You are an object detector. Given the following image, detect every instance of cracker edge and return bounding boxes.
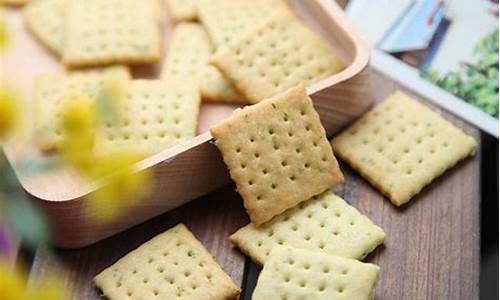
[93,223,241,299]
[61,0,162,68]
[331,90,478,206]
[22,0,63,55]
[209,10,341,104]
[254,246,381,300]
[165,0,198,22]
[229,192,386,265]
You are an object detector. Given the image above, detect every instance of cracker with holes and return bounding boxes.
[197,0,292,49]
[210,84,344,226]
[210,11,344,103]
[95,79,201,155]
[332,91,477,206]
[252,246,380,300]
[23,0,66,55]
[34,66,131,152]
[165,0,198,22]
[162,22,245,103]
[230,191,385,265]
[62,0,161,68]
[94,224,240,300]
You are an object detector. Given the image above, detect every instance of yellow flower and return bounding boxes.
[87,151,151,222]
[0,260,27,300]
[0,260,68,300]
[101,72,126,105]
[0,86,20,141]
[0,9,9,51]
[58,94,97,172]
[55,78,152,223]
[96,71,127,124]
[60,94,96,135]
[25,277,68,300]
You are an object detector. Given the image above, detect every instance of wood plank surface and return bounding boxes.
[28,186,249,299]
[26,69,481,300]
[343,72,480,300]
[237,70,481,300]
[16,0,481,299]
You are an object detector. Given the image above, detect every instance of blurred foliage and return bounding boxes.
[0,260,68,300]
[0,15,146,299]
[0,8,8,51]
[0,66,148,255]
[0,223,12,255]
[87,152,151,221]
[58,74,151,223]
[0,86,21,141]
[0,25,51,247]
[0,154,51,250]
[96,72,127,125]
[2,194,51,250]
[422,27,499,118]
[59,94,97,172]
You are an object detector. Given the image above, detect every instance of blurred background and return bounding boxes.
[345,0,498,120]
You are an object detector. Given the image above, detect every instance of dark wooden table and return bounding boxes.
[5,1,487,298]
[7,69,481,300]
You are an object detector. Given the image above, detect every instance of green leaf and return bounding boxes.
[4,194,50,249]
[421,26,499,118]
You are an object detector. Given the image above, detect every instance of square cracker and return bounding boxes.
[95,79,201,156]
[94,223,240,300]
[62,0,161,68]
[331,91,477,206]
[210,84,344,226]
[210,11,344,103]
[165,0,198,22]
[252,246,380,300]
[23,0,66,55]
[162,22,245,103]
[230,191,385,265]
[34,66,131,152]
[197,0,292,49]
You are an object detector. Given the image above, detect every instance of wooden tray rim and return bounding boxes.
[7,0,370,203]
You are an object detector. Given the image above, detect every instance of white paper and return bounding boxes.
[429,0,498,73]
[346,0,414,45]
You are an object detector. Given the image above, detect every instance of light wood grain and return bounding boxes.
[1,0,372,248]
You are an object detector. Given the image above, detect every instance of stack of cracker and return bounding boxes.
[93,84,386,300]
[161,0,344,103]
[26,0,345,157]
[161,22,245,103]
[24,0,200,156]
[34,67,201,156]
[210,85,385,299]
[211,88,476,299]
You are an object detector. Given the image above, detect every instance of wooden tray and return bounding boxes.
[1,0,371,248]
